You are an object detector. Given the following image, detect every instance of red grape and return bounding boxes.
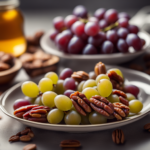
[126,33,142,51]
[68,36,85,54]
[50,30,59,41]
[64,15,78,28]
[89,17,99,24]
[13,99,31,110]
[118,18,129,28]
[118,12,130,20]
[63,78,76,90]
[104,9,118,24]
[53,16,65,31]
[117,27,129,39]
[94,8,106,20]
[82,44,97,54]
[141,38,146,46]
[106,30,118,43]
[73,5,88,18]
[84,22,99,36]
[88,32,106,47]
[79,33,89,42]
[64,90,75,97]
[117,39,129,53]
[124,84,140,97]
[59,68,73,80]
[128,25,139,34]
[101,41,114,54]
[99,19,108,29]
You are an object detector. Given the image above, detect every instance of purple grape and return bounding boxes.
[89,17,99,24]
[64,90,75,97]
[118,18,129,28]
[82,44,97,54]
[64,15,78,28]
[128,25,139,34]
[101,41,114,54]
[53,16,65,31]
[68,36,85,54]
[126,33,142,51]
[117,39,129,53]
[50,30,59,41]
[118,12,130,20]
[99,19,108,29]
[141,38,145,47]
[117,27,129,39]
[84,22,99,36]
[79,33,89,42]
[88,32,106,47]
[94,8,106,20]
[104,9,118,24]
[59,68,73,80]
[63,78,76,90]
[124,84,139,97]
[106,30,118,43]
[13,99,31,110]
[73,5,88,18]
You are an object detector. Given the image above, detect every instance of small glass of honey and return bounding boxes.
[0,0,26,57]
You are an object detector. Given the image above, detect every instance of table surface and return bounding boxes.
[0,10,150,150]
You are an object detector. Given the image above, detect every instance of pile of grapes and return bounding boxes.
[13,62,143,125]
[50,5,145,55]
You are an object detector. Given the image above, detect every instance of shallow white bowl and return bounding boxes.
[0,66,150,132]
[40,30,150,64]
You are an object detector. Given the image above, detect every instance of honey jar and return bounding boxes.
[0,0,26,57]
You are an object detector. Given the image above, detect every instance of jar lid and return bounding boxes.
[0,0,19,10]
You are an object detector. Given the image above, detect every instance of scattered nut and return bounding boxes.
[28,131,34,138]
[23,144,37,150]
[94,62,106,76]
[112,129,125,144]
[60,140,81,148]
[20,135,32,142]
[9,135,20,142]
[144,123,150,131]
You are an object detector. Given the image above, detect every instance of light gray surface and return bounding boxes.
[0,10,150,150]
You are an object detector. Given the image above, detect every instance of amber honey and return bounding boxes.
[0,0,26,57]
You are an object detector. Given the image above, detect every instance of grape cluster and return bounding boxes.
[50,5,145,55]
[14,62,143,125]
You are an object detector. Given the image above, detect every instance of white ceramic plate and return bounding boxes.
[40,30,150,64]
[0,66,150,132]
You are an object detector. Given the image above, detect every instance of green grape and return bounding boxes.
[24,96,36,104]
[38,78,53,93]
[77,81,85,92]
[89,111,107,124]
[108,68,123,78]
[70,104,76,111]
[54,95,72,111]
[129,100,143,113]
[42,91,57,108]
[64,110,81,125]
[126,93,136,101]
[34,96,43,105]
[45,72,58,84]
[97,79,112,97]
[47,108,64,124]
[82,87,99,100]
[21,81,39,98]
[93,86,98,90]
[81,114,90,125]
[107,94,120,103]
[96,74,110,84]
[53,80,65,94]
[82,79,97,90]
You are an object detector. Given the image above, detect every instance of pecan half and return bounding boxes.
[107,70,124,91]
[70,92,92,116]
[144,123,150,132]
[23,144,37,150]
[89,95,114,117]
[112,129,125,144]
[113,103,129,121]
[71,71,89,83]
[9,135,20,142]
[94,62,106,76]
[20,135,32,142]
[60,140,81,148]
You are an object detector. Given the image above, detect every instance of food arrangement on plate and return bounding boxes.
[13,62,143,125]
[49,5,145,55]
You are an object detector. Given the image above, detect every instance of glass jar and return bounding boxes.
[0,0,26,57]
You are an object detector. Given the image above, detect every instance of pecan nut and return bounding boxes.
[89,95,114,117]
[70,92,92,116]
[9,135,20,142]
[112,129,125,144]
[113,103,129,121]
[23,144,37,150]
[71,71,89,83]
[107,70,124,91]
[144,123,150,132]
[60,140,81,148]
[94,62,106,76]
[20,135,32,142]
